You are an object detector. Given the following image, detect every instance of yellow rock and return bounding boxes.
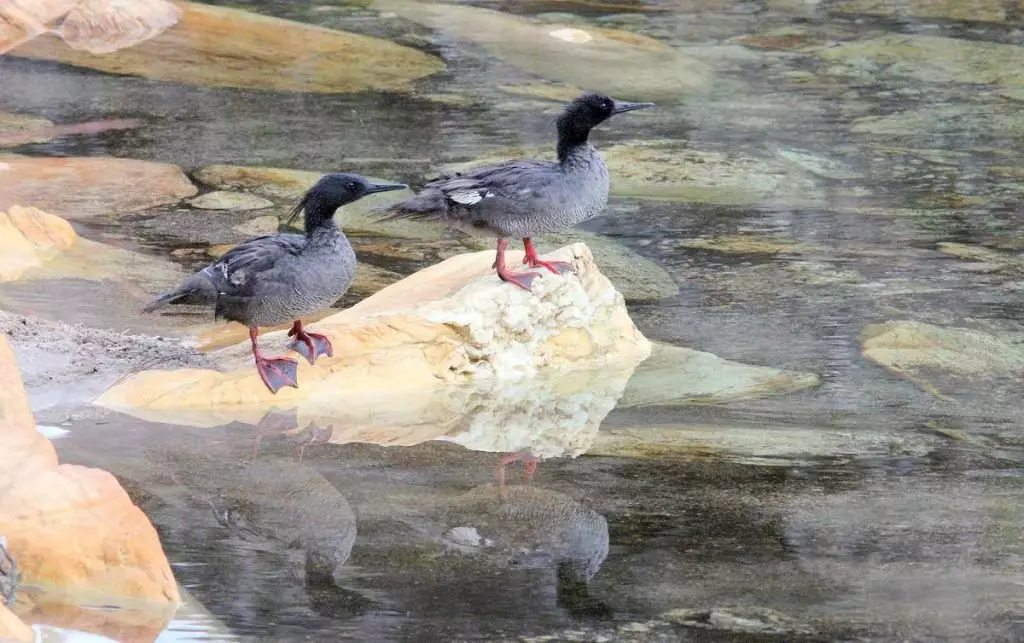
[96,243,652,421]
[0,205,78,282]
[9,1,445,93]
[0,603,31,643]
[0,336,181,613]
[0,154,197,219]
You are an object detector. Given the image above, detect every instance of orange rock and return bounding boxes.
[0,336,181,614]
[0,603,32,643]
[0,154,197,219]
[0,205,79,282]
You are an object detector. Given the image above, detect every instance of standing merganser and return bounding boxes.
[143,173,407,393]
[377,92,654,291]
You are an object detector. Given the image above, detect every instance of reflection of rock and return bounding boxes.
[9,1,445,93]
[193,163,679,301]
[0,0,178,54]
[0,206,78,282]
[0,154,197,219]
[189,191,273,211]
[373,0,710,99]
[0,336,179,629]
[619,342,821,408]
[53,0,181,54]
[443,485,609,582]
[0,603,31,642]
[96,243,651,413]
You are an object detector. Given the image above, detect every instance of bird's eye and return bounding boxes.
[348,182,358,190]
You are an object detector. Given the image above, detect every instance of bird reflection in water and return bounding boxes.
[248,409,333,462]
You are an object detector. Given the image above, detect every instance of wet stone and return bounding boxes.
[189,191,273,211]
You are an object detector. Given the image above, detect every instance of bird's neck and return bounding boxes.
[556,119,593,164]
[302,196,341,238]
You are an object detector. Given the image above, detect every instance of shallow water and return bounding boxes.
[4,0,1024,640]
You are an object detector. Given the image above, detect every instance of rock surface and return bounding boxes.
[0,0,178,54]
[0,154,197,219]
[0,205,78,281]
[8,1,445,93]
[96,243,652,415]
[830,0,1007,21]
[0,335,181,612]
[0,604,31,643]
[374,0,710,99]
[190,190,274,211]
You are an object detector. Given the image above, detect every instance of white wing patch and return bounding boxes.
[449,189,484,205]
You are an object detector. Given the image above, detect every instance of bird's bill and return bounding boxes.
[365,182,408,194]
[611,100,655,114]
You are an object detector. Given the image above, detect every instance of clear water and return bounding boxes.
[4,0,1024,641]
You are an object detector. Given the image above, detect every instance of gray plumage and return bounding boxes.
[378,92,653,240]
[144,227,356,328]
[143,172,407,394]
[377,92,653,291]
[378,149,609,239]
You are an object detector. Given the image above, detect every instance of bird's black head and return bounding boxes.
[556,92,654,161]
[288,173,407,234]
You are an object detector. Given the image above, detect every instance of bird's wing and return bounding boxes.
[427,159,560,212]
[201,233,306,299]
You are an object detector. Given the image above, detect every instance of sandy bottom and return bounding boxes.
[0,310,214,412]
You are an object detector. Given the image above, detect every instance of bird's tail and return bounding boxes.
[372,188,448,223]
[142,274,217,313]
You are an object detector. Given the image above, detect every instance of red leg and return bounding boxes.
[495,238,540,291]
[496,450,541,496]
[250,327,299,394]
[522,238,573,276]
[287,320,333,365]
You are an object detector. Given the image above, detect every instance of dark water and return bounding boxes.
[4,0,1024,640]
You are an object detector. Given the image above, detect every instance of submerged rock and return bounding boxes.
[0,112,54,147]
[95,243,651,414]
[861,321,1024,380]
[8,1,445,93]
[0,154,197,219]
[0,335,180,619]
[663,606,815,636]
[189,190,273,211]
[679,235,809,255]
[831,0,1007,23]
[820,35,1024,89]
[373,0,710,99]
[589,422,940,466]
[0,206,78,282]
[619,342,821,408]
